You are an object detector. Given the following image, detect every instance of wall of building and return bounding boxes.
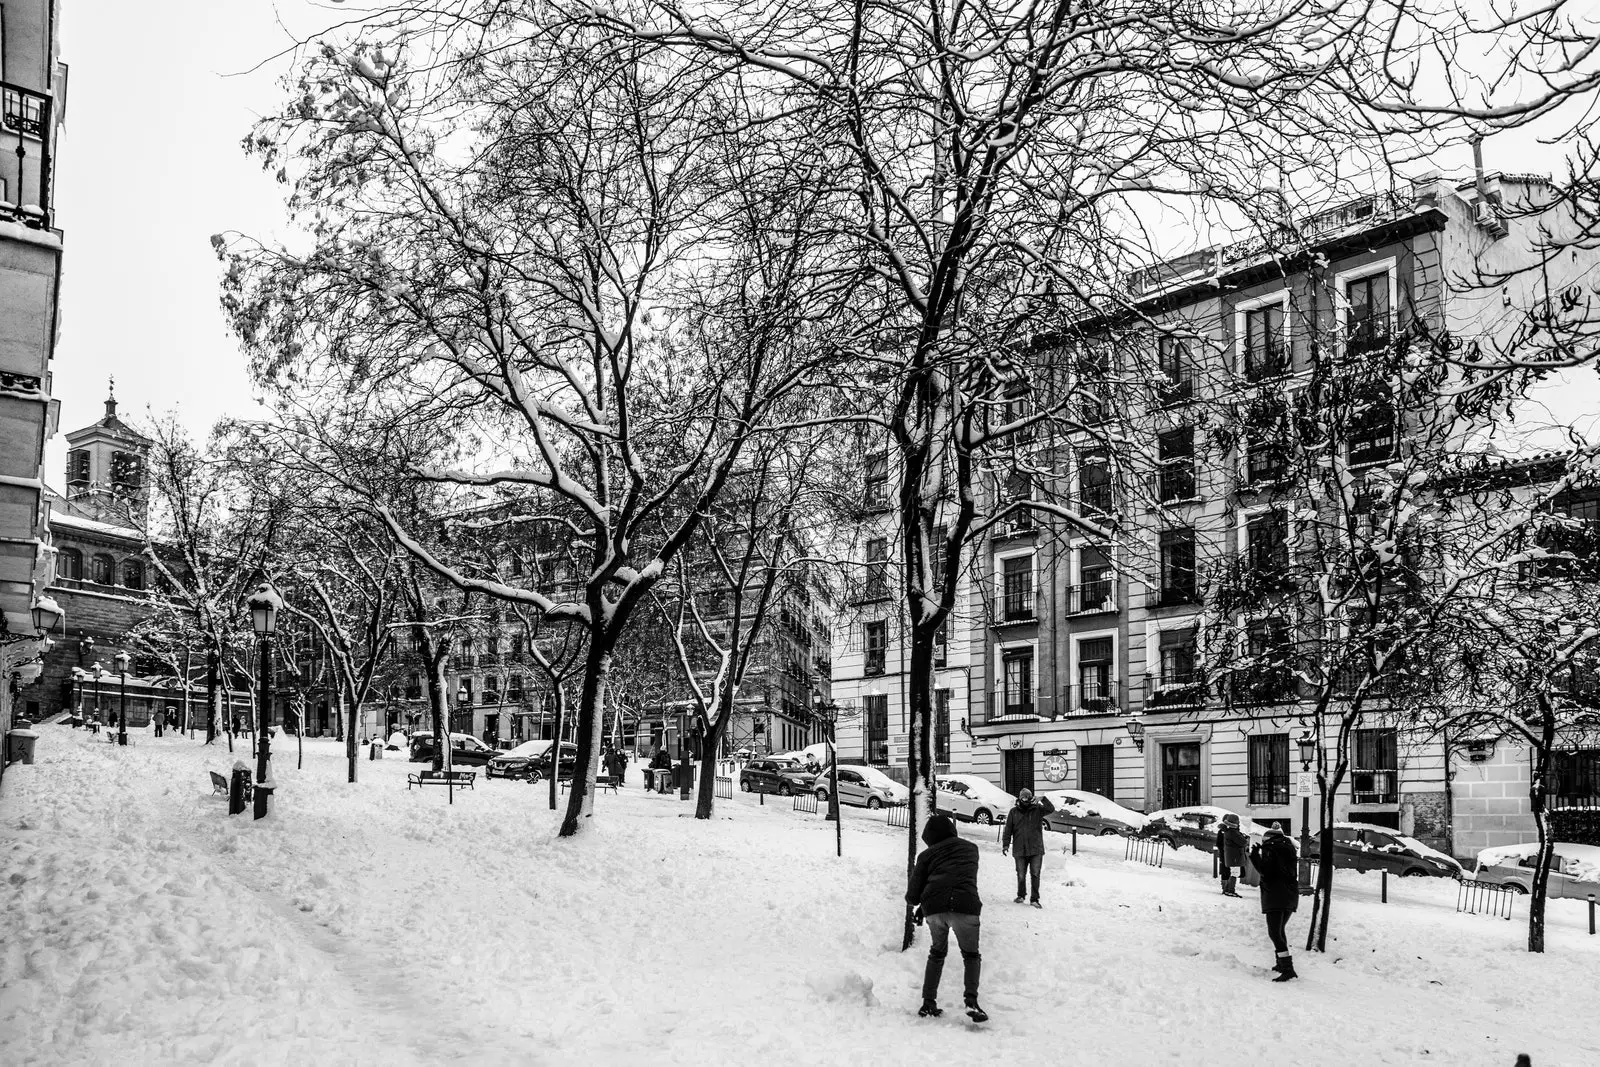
[1450,742,1538,860]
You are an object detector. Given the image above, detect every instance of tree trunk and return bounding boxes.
[345,679,358,784]
[205,647,218,745]
[901,620,938,951]
[559,643,611,837]
[1528,702,1557,953]
[549,689,565,812]
[695,695,734,819]
[428,655,448,774]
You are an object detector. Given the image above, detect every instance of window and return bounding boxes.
[934,688,951,764]
[1240,616,1293,702]
[1077,347,1111,425]
[406,673,422,700]
[67,449,90,486]
[864,620,887,677]
[1352,728,1398,804]
[1530,495,1600,579]
[1158,627,1197,686]
[933,617,948,669]
[1076,636,1113,711]
[510,555,524,577]
[864,452,889,510]
[1246,510,1290,578]
[1158,528,1197,605]
[1348,397,1397,466]
[110,450,143,492]
[56,547,82,581]
[1345,273,1391,356]
[1248,733,1291,805]
[1157,335,1193,406]
[121,559,145,591]
[1002,384,1033,445]
[1245,438,1288,486]
[511,633,524,657]
[1001,646,1033,716]
[1157,428,1195,503]
[1079,449,1112,515]
[1001,555,1034,621]
[91,554,114,585]
[458,678,475,705]
[864,538,890,601]
[1551,749,1600,805]
[1080,743,1115,799]
[1002,470,1035,530]
[1243,302,1288,381]
[1073,546,1113,614]
[865,694,889,764]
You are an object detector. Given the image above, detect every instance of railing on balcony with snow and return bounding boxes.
[0,82,54,229]
[1066,579,1116,615]
[1059,679,1122,718]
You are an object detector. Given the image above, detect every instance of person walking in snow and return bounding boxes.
[1249,822,1300,981]
[1000,787,1056,908]
[613,747,628,787]
[1215,813,1247,897]
[905,813,986,1023]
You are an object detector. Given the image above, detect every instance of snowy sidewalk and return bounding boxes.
[4,730,1598,1065]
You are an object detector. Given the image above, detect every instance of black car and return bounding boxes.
[739,757,816,796]
[408,732,498,766]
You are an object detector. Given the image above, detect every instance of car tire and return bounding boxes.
[1400,867,1428,878]
[1504,882,1529,894]
[1161,836,1179,850]
[1099,828,1119,836]
[527,770,542,785]
[780,783,793,796]
[815,788,829,802]
[867,796,882,810]
[741,779,752,792]
[974,809,992,825]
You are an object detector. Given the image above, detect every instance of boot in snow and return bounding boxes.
[1272,955,1297,981]
[964,998,988,1023]
[918,1002,943,1018]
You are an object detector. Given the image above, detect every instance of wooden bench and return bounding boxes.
[408,770,476,790]
[560,774,617,794]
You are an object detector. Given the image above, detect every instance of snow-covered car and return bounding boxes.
[741,758,816,796]
[1305,823,1462,879]
[1472,841,1600,897]
[935,774,1015,825]
[1041,790,1149,837]
[407,732,498,765]
[486,739,578,781]
[816,764,909,809]
[1141,805,1245,851]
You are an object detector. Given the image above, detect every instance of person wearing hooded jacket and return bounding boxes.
[905,814,987,1022]
[1248,821,1301,981]
[1215,812,1248,897]
[1000,788,1056,907]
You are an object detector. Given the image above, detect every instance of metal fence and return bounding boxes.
[1124,835,1167,868]
[887,802,910,829]
[793,793,819,814]
[714,776,732,800]
[1456,879,1517,920]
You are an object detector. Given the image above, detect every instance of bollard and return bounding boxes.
[1072,828,1078,856]
[1212,851,1218,878]
[1590,895,1596,936]
[228,766,250,815]
[1382,869,1388,904]
[759,789,764,806]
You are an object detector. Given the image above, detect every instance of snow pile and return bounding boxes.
[3,730,1599,1065]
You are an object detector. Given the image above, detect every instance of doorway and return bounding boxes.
[1002,747,1035,796]
[1160,742,1201,808]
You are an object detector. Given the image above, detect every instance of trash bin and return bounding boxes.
[229,765,252,816]
[6,729,39,765]
[369,740,383,760]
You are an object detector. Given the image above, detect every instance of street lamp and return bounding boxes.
[114,651,131,746]
[1296,727,1318,893]
[1123,712,1146,752]
[246,582,283,820]
[812,694,843,855]
[31,595,62,636]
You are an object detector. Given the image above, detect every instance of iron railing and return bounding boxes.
[1066,579,1116,615]
[986,692,1037,721]
[1125,836,1167,868]
[0,81,53,229]
[1143,672,1207,710]
[1060,680,1121,718]
[1457,879,1516,920]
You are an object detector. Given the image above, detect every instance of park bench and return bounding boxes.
[561,774,617,794]
[408,770,476,790]
[209,770,253,801]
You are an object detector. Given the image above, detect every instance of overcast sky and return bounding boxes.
[43,1,1599,481]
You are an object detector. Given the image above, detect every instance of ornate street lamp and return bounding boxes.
[1296,727,1318,892]
[811,693,843,855]
[1123,712,1146,752]
[31,595,62,636]
[92,662,107,728]
[114,651,131,746]
[246,583,283,819]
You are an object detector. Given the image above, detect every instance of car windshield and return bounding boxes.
[858,768,899,789]
[500,741,550,758]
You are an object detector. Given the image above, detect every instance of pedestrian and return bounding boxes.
[1248,821,1300,981]
[613,747,628,787]
[1215,813,1247,897]
[153,711,164,737]
[1000,787,1056,908]
[905,813,986,1023]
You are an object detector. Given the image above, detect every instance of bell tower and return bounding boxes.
[63,378,151,527]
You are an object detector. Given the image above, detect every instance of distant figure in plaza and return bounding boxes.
[1249,822,1300,982]
[1215,813,1248,898]
[649,747,672,771]
[1000,787,1056,908]
[906,813,985,1023]
[612,747,628,786]
[152,711,164,737]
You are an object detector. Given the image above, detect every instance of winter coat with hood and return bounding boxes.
[1215,818,1248,867]
[906,815,983,916]
[1250,831,1300,913]
[1001,794,1056,858]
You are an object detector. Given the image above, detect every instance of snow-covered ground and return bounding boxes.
[3,729,1598,1065]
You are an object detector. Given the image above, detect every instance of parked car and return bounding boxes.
[1472,842,1600,896]
[1042,789,1149,837]
[816,764,909,809]
[740,757,816,796]
[1305,822,1463,879]
[486,739,577,781]
[1142,805,1245,851]
[407,732,499,766]
[934,774,1015,825]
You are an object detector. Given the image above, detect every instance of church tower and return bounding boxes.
[63,380,151,527]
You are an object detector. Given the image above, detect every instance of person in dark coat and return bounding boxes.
[905,814,986,1022]
[1000,788,1057,907]
[1248,822,1301,981]
[649,747,672,770]
[1215,812,1248,897]
[612,747,628,787]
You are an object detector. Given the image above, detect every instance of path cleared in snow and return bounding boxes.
[3,730,1597,1065]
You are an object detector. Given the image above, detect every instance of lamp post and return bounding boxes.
[812,694,842,856]
[90,663,106,727]
[114,651,130,746]
[1297,727,1317,893]
[70,666,84,719]
[1123,713,1146,752]
[247,583,283,820]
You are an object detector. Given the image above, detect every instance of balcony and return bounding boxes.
[1151,467,1197,505]
[0,82,55,229]
[1059,680,1121,718]
[985,692,1038,723]
[1066,579,1116,615]
[992,586,1037,626]
[1157,366,1195,407]
[1242,346,1291,384]
[1225,671,1296,706]
[1152,582,1198,609]
[1143,671,1206,709]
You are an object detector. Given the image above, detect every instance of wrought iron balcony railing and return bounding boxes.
[0,82,54,229]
